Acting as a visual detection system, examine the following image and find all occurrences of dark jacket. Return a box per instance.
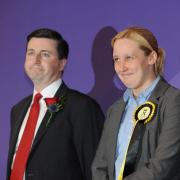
[7,82,104,180]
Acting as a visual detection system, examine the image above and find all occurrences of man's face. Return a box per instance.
[113,38,156,96]
[25,38,66,89]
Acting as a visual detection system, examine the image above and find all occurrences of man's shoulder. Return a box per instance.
[61,82,96,102]
[64,88,104,117]
[12,94,32,109]
[67,88,99,106]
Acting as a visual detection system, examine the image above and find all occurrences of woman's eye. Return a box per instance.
[125,55,135,60]
[113,58,120,62]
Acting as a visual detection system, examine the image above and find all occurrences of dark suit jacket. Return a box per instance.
[7,82,104,180]
[92,78,180,180]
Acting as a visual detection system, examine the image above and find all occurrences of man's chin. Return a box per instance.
[31,77,43,84]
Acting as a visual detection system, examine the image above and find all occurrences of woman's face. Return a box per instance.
[113,38,156,96]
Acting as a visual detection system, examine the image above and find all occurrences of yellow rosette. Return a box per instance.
[134,101,157,124]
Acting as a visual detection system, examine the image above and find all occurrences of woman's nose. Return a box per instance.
[118,60,127,72]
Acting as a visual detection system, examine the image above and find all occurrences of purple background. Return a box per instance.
[1,0,180,179]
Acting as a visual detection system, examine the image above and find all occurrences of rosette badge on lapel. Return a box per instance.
[134,101,157,124]
[44,95,66,126]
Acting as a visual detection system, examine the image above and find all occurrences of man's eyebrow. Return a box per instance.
[27,48,35,52]
[41,50,52,54]
[26,49,53,54]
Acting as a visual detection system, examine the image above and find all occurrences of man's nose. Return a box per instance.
[34,53,41,63]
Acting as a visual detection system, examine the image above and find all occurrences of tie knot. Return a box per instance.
[33,93,42,103]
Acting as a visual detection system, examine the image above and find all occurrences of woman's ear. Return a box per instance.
[148,51,157,65]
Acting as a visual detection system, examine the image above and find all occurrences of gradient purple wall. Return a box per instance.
[1,0,180,179]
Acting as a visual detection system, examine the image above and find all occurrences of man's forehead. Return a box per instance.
[27,38,58,51]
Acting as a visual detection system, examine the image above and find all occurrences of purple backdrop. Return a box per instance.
[1,0,180,179]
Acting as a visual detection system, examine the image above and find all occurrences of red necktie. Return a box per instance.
[10,93,42,180]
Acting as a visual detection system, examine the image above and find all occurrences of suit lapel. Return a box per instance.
[31,82,68,151]
[109,99,126,173]
[7,96,32,173]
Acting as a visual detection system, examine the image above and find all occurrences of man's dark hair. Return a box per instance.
[27,28,69,60]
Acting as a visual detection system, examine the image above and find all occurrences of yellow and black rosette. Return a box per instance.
[134,101,157,124]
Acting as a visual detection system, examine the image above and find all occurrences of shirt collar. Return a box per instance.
[123,76,160,102]
[33,79,62,98]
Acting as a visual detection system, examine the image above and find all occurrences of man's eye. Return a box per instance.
[41,52,50,58]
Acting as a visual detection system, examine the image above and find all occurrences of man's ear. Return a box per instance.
[148,51,157,65]
[59,59,67,72]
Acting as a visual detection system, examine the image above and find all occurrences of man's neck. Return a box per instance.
[34,78,60,92]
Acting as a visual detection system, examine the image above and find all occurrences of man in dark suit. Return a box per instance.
[92,26,180,180]
[7,28,104,180]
